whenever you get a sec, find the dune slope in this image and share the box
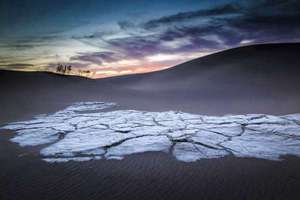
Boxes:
[100,43,300,113]
[1,43,300,123]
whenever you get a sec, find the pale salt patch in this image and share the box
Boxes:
[1,101,300,163]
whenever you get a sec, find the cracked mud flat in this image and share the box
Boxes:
[1,102,300,163]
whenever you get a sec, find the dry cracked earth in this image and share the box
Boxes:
[1,102,300,163]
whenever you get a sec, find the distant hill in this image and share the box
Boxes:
[1,43,300,123]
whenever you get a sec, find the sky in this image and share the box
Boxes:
[0,0,300,78]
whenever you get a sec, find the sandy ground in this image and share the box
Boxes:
[0,131,300,200]
[1,43,300,199]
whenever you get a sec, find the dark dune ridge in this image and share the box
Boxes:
[1,43,300,200]
[1,43,300,124]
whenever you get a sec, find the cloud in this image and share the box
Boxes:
[0,44,38,50]
[106,35,161,57]
[141,0,300,43]
[143,4,242,29]
[72,0,300,66]
[70,51,120,64]
[104,1,299,60]
[0,63,34,70]
[73,30,117,40]
[0,34,61,51]
[0,63,34,68]
[118,21,135,30]
[47,62,87,70]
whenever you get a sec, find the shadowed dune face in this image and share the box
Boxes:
[1,43,300,123]
[104,43,300,113]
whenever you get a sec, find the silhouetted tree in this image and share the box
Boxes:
[56,64,72,74]
[67,65,72,73]
[78,69,90,76]
[56,64,63,73]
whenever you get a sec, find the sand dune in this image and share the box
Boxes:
[1,43,300,123]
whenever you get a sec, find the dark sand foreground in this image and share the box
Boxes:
[0,131,300,200]
[1,43,300,200]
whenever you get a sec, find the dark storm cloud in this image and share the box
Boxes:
[143,0,300,29]
[111,0,300,55]
[143,4,242,29]
[222,1,300,42]
[142,0,300,40]
[225,14,300,42]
